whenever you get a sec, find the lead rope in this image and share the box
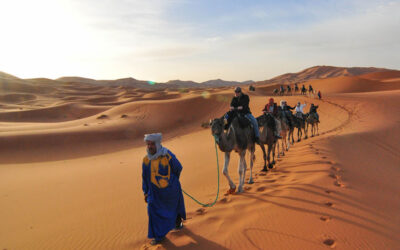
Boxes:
[182,136,220,207]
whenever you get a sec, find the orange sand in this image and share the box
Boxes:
[0,69,399,249]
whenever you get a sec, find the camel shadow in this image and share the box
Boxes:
[162,227,228,249]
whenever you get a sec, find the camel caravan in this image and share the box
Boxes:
[273,83,322,100]
[210,87,320,194]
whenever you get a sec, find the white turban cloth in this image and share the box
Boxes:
[144,133,168,160]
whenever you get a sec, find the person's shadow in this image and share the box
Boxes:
[161,227,227,249]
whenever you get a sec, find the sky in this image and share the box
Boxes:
[0,0,399,82]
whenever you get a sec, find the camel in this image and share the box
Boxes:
[275,109,290,156]
[308,86,314,97]
[306,113,319,137]
[210,116,265,193]
[279,87,285,96]
[286,85,292,96]
[294,85,299,95]
[285,112,296,145]
[292,114,307,141]
[256,114,277,171]
[301,87,307,95]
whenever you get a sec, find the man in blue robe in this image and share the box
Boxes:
[142,133,186,245]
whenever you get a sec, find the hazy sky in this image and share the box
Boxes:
[0,0,399,82]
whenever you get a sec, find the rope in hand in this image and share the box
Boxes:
[182,136,220,207]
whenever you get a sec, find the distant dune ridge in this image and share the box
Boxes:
[0,66,400,249]
[56,76,254,89]
[255,65,391,86]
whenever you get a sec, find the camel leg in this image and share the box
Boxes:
[248,149,254,184]
[291,129,295,144]
[317,123,319,135]
[259,142,267,170]
[272,143,276,165]
[237,150,246,193]
[311,124,315,137]
[305,123,309,139]
[276,140,280,158]
[286,134,290,151]
[268,144,274,169]
[297,127,301,142]
[222,152,236,193]
[262,144,269,171]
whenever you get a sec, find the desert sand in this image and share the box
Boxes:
[0,69,399,249]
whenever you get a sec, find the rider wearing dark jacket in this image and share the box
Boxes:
[283,105,295,111]
[230,92,250,114]
[224,87,261,143]
[309,104,319,122]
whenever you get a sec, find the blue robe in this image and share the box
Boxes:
[142,150,186,240]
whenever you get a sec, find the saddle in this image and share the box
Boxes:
[295,112,304,119]
[258,113,275,128]
[235,113,252,129]
[309,112,317,120]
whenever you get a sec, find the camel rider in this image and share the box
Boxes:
[262,98,282,139]
[280,100,295,127]
[309,103,320,122]
[280,85,285,93]
[295,102,307,119]
[224,87,261,143]
[302,85,306,92]
[281,100,295,112]
[309,85,314,93]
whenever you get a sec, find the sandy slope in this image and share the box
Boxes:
[1,72,400,249]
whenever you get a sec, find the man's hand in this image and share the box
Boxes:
[237,106,243,110]
[144,194,148,203]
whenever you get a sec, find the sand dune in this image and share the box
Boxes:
[0,69,400,249]
[308,74,400,94]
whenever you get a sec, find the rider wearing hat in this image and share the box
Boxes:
[224,87,261,143]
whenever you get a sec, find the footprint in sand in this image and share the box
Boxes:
[259,173,267,176]
[329,173,340,179]
[325,190,333,194]
[321,156,327,159]
[334,180,346,188]
[219,197,229,203]
[325,202,334,207]
[257,186,266,192]
[264,179,276,183]
[196,208,206,215]
[244,186,252,191]
[323,238,336,248]
[320,216,332,222]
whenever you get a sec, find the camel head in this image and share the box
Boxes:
[210,118,224,138]
[257,114,268,127]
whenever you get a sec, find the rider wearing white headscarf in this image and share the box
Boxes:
[144,133,169,160]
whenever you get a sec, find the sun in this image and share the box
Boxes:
[0,0,96,79]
